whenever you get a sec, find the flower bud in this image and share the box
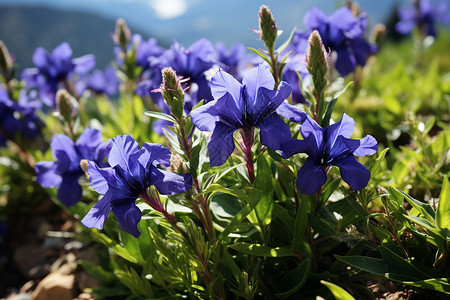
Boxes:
[258,5,278,50]
[113,18,131,48]
[56,89,78,123]
[0,40,13,78]
[371,24,386,49]
[160,67,185,121]
[306,30,328,95]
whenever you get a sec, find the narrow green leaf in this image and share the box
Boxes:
[321,97,338,128]
[321,280,356,300]
[253,155,274,228]
[403,278,450,294]
[228,243,296,257]
[144,111,176,123]
[369,148,389,177]
[275,259,310,298]
[275,26,297,54]
[248,47,271,65]
[436,175,450,229]
[218,189,263,240]
[291,196,308,249]
[91,230,139,264]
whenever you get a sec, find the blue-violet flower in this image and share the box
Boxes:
[35,128,111,206]
[81,135,192,237]
[281,113,378,194]
[190,64,306,167]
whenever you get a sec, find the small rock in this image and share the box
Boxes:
[19,281,35,293]
[13,244,55,279]
[49,253,77,275]
[31,273,75,300]
[73,293,94,300]
[6,292,32,300]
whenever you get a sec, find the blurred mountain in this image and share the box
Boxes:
[0,5,165,71]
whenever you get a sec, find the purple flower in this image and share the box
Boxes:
[35,128,111,206]
[158,38,218,110]
[281,113,378,194]
[21,42,95,106]
[300,7,376,77]
[0,87,42,146]
[190,64,307,167]
[214,42,251,80]
[76,66,118,96]
[396,0,450,37]
[81,135,192,237]
[281,54,311,105]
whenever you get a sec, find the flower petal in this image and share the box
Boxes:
[57,172,82,206]
[35,161,62,188]
[81,191,113,230]
[208,122,236,167]
[325,113,355,149]
[242,64,274,103]
[281,135,313,159]
[296,157,327,195]
[335,155,370,191]
[259,114,292,150]
[190,99,220,132]
[211,68,243,108]
[111,202,142,238]
[108,135,140,169]
[151,168,193,195]
[300,115,324,151]
[335,47,357,77]
[276,102,307,123]
[253,81,292,125]
[73,54,96,74]
[87,161,114,195]
[76,127,102,159]
[140,143,171,167]
[353,135,378,157]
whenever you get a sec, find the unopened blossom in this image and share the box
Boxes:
[281,113,378,194]
[191,64,306,167]
[35,128,111,206]
[81,135,192,237]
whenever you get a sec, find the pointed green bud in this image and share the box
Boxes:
[160,67,185,121]
[56,89,78,124]
[113,18,131,48]
[0,40,13,73]
[258,5,278,51]
[306,30,328,95]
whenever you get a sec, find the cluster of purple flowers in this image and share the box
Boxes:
[22,42,118,107]
[190,65,378,194]
[0,87,42,147]
[396,0,450,38]
[31,4,384,237]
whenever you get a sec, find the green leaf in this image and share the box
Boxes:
[144,111,176,123]
[321,97,338,128]
[228,243,296,257]
[78,260,116,284]
[218,188,263,240]
[321,280,356,300]
[275,259,310,298]
[91,230,139,264]
[436,175,450,230]
[248,47,271,65]
[403,278,450,294]
[369,148,389,177]
[253,155,274,228]
[275,26,297,54]
[291,196,308,249]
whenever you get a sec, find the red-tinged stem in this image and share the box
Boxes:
[140,191,189,241]
[240,128,255,185]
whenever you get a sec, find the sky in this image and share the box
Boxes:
[0,0,426,47]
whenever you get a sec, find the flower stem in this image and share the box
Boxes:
[240,128,255,185]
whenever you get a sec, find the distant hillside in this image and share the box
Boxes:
[0,5,164,71]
